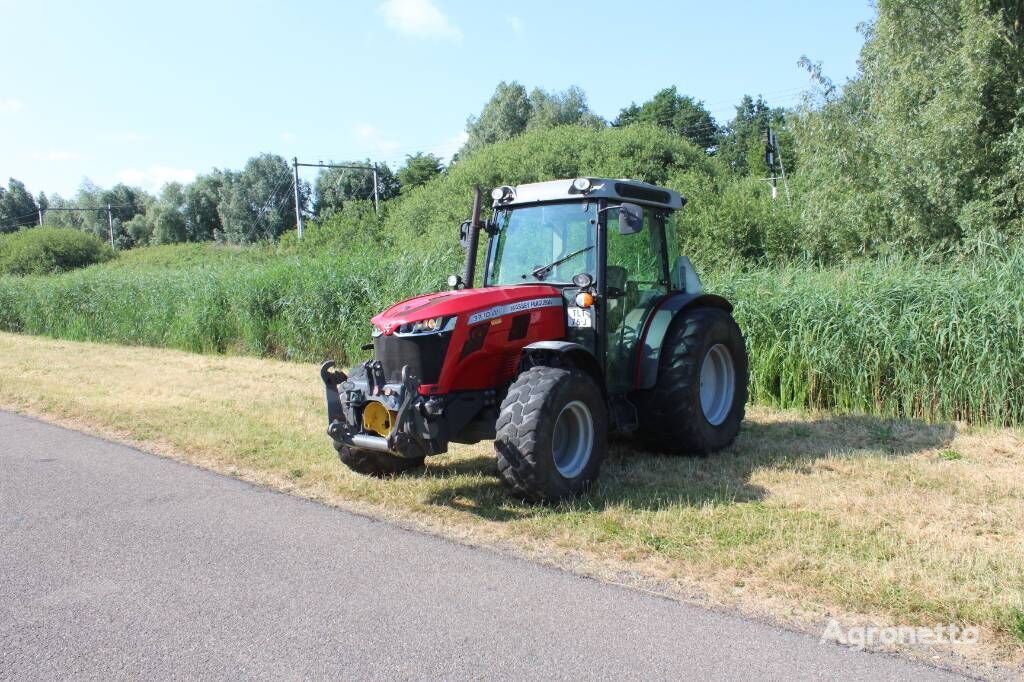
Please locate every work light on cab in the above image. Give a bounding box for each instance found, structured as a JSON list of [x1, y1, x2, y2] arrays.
[[571, 177, 592, 192]]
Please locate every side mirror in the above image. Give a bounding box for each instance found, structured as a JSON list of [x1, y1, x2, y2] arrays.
[[459, 221, 472, 249], [617, 203, 644, 235]]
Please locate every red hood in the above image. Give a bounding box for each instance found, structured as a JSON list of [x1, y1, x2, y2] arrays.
[[372, 285, 563, 334]]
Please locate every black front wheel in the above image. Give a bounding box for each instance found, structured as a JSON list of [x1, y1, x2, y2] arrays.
[[637, 306, 748, 454], [494, 367, 607, 503]]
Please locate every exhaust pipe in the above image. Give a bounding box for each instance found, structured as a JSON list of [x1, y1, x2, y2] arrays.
[[462, 184, 482, 288]]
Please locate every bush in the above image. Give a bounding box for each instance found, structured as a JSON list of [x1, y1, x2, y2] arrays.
[[279, 200, 386, 255], [0, 228, 114, 276]]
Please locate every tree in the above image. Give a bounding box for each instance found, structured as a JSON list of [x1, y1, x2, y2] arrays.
[[150, 182, 187, 245], [101, 184, 150, 249], [795, 0, 1024, 255], [49, 181, 150, 248], [463, 82, 605, 156], [0, 178, 39, 233], [718, 95, 791, 176], [313, 161, 397, 218], [217, 153, 309, 244], [615, 87, 719, 150], [125, 213, 154, 246], [526, 86, 604, 131], [184, 171, 224, 241], [397, 153, 443, 193], [463, 81, 532, 154]]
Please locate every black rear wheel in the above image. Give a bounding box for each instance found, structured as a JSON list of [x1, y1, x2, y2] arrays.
[[637, 306, 748, 454], [494, 367, 607, 503], [334, 443, 425, 477]]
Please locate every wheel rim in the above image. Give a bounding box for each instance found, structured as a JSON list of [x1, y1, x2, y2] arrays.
[[551, 400, 594, 479], [700, 343, 736, 426]]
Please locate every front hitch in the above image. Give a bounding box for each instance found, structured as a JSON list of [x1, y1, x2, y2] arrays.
[[320, 360, 348, 436], [320, 360, 430, 459]]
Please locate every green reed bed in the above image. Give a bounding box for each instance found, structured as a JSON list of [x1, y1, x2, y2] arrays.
[[1, 246, 1021, 425]]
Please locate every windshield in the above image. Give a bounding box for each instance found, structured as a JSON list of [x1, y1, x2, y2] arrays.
[[487, 202, 597, 285]]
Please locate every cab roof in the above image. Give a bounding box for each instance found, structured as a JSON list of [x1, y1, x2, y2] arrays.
[[491, 178, 685, 211]]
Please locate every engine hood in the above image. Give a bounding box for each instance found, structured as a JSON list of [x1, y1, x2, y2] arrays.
[[371, 285, 564, 334]]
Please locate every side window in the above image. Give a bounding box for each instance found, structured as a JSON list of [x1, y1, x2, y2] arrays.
[[606, 207, 667, 290], [604, 206, 668, 392]]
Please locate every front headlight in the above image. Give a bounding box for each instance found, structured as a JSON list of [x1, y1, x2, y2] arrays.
[[395, 316, 454, 336]]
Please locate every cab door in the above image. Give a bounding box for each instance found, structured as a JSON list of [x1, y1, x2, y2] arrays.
[[604, 207, 669, 393]]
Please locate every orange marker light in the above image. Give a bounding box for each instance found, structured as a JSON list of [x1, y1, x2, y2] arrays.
[[574, 292, 594, 308]]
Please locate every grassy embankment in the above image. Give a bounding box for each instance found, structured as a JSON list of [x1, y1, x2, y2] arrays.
[[1, 244, 1022, 425], [2, 332, 1022, 666]]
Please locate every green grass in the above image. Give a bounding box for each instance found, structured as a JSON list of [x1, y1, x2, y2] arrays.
[[1009, 608, 1024, 643], [1, 243, 1022, 426]]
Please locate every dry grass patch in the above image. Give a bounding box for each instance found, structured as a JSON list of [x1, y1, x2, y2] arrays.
[[1, 332, 1022, 669]]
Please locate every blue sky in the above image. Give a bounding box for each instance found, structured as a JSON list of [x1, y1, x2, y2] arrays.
[[0, 0, 873, 197]]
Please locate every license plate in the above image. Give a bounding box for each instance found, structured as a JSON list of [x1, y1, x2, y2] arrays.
[[567, 307, 593, 328]]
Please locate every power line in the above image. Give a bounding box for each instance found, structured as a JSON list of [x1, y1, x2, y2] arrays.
[[0, 209, 43, 232], [245, 179, 290, 242], [291, 158, 381, 240]]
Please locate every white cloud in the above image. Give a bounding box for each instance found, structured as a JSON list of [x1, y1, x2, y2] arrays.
[[116, 166, 196, 192], [281, 131, 297, 143], [379, 0, 462, 42], [353, 123, 402, 156], [506, 15, 523, 33], [0, 97, 24, 114]]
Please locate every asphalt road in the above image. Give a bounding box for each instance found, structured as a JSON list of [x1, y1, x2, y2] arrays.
[[0, 410, 968, 680]]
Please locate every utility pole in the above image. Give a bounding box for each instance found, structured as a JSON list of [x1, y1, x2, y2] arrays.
[[292, 159, 382, 216], [775, 132, 791, 206], [764, 128, 778, 200], [292, 157, 304, 240], [764, 127, 791, 205], [38, 208, 43, 226], [35, 205, 128, 242], [372, 164, 380, 214], [107, 203, 115, 249]]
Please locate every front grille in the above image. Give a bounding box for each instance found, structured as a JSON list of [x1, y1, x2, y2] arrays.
[[373, 333, 451, 384]]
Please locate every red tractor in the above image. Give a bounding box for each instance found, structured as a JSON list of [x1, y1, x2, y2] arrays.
[[321, 178, 748, 502]]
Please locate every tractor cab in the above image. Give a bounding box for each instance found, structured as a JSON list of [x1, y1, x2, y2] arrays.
[[476, 178, 701, 396], [322, 177, 747, 503]]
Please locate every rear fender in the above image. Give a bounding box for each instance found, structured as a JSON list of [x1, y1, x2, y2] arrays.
[[634, 293, 733, 390]]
